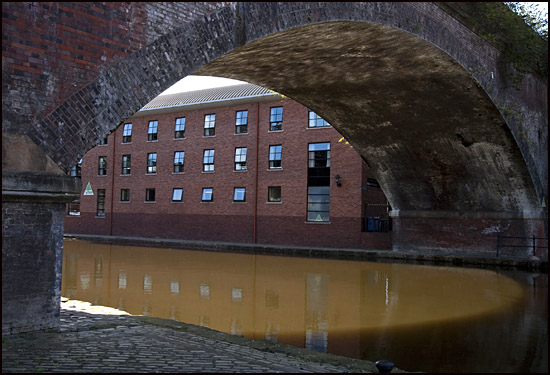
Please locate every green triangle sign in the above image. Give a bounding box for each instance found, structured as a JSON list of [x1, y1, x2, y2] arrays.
[[83, 182, 94, 196], [316, 214, 323, 221]]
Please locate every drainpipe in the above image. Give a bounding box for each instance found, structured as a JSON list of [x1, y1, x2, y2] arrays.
[[109, 130, 116, 236], [253, 102, 260, 244]]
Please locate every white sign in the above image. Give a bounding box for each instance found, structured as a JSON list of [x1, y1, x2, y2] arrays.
[[83, 182, 94, 196]]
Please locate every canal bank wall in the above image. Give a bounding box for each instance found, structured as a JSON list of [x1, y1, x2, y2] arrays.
[[65, 233, 547, 272]]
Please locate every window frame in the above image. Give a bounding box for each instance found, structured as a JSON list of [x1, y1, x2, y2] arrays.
[[173, 151, 185, 173], [234, 147, 247, 171], [308, 110, 331, 128], [120, 188, 130, 202], [98, 156, 107, 176], [147, 153, 157, 174], [201, 187, 213, 202], [145, 188, 156, 203], [203, 114, 216, 137], [268, 145, 282, 169], [121, 154, 131, 175], [122, 123, 132, 143], [308, 142, 331, 168], [268, 186, 282, 203], [97, 189, 106, 217], [174, 117, 185, 139], [68, 199, 80, 216], [233, 187, 246, 202], [235, 110, 248, 134], [269, 106, 283, 131], [172, 188, 183, 202], [70, 159, 82, 178], [203, 149, 215, 172], [147, 120, 158, 141]]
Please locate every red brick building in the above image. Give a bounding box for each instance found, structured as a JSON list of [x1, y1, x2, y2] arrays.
[[65, 83, 391, 249]]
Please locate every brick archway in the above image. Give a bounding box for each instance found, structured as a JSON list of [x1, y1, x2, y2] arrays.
[[2, 2, 547, 334]]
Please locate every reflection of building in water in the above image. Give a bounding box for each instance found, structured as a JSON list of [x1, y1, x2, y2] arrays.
[[265, 321, 280, 343], [305, 274, 329, 353], [94, 255, 103, 287]]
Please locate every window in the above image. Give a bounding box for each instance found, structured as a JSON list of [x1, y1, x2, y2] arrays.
[[175, 117, 185, 138], [99, 136, 108, 145], [98, 156, 107, 176], [147, 120, 158, 141], [172, 188, 183, 202], [147, 153, 157, 174], [308, 142, 331, 168], [173, 151, 184, 173], [68, 200, 80, 215], [268, 186, 281, 202], [145, 188, 155, 202], [234, 147, 247, 171], [120, 189, 130, 202], [70, 159, 82, 177], [307, 143, 331, 222], [121, 154, 131, 175], [203, 149, 214, 172], [269, 106, 283, 131], [122, 123, 132, 143], [307, 186, 330, 222], [269, 145, 282, 169], [97, 189, 106, 217], [308, 110, 330, 128], [201, 187, 213, 202], [233, 187, 246, 202], [204, 114, 215, 136], [235, 110, 248, 134]]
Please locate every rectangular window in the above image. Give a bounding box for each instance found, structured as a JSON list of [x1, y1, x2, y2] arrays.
[[122, 123, 132, 143], [308, 110, 330, 128], [270, 106, 283, 131], [98, 156, 107, 176], [172, 188, 183, 202], [99, 136, 108, 145], [308, 142, 331, 168], [97, 189, 106, 217], [233, 187, 246, 202], [68, 200, 80, 216], [121, 154, 131, 175], [269, 145, 282, 169], [234, 147, 247, 171], [203, 149, 214, 172], [268, 186, 281, 202], [145, 188, 155, 202], [70, 159, 82, 177], [204, 114, 215, 136], [147, 120, 158, 141], [175, 117, 185, 138], [307, 186, 330, 222], [201, 187, 213, 202], [174, 151, 185, 173], [235, 110, 248, 134], [147, 153, 157, 174], [120, 189, 130, 202]]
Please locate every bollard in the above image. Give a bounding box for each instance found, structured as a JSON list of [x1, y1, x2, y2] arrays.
[[376, 360, 395, 373]]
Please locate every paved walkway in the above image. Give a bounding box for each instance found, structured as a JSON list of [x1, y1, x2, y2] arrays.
[[2, 298, 390, 373]]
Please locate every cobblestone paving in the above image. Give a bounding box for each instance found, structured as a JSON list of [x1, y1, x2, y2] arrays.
[[2, 299, 380, 373]]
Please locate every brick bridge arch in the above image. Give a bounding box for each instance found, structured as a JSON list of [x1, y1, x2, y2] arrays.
[[2, 2, 547, 334]]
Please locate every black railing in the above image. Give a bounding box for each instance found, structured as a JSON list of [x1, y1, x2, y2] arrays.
[[365, 217, 392, 232], [496, 234, 548, 258]]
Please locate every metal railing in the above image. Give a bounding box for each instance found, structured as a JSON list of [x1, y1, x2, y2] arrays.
[[365, 217, 392, 232], [496, 234, 548, 258]]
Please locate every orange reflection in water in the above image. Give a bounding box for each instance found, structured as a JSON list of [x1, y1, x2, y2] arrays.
[[62, 239, 548, 373]]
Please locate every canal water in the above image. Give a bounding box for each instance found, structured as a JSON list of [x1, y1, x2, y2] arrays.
[[61, 239, 548, 373]]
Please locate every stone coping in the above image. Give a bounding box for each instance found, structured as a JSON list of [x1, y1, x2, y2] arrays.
[[64, 234, 548, 272]]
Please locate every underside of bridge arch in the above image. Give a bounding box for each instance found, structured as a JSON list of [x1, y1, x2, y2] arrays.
[[195, 21, 545, 252]]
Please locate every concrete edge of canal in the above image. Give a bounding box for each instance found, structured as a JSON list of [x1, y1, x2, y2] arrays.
[[65, 233, 548, 273]]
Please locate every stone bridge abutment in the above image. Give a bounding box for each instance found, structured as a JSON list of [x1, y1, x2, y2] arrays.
[[2, 2, 547, 334]]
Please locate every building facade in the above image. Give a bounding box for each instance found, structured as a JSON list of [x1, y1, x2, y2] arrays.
[[65, 84, 391, 249]]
